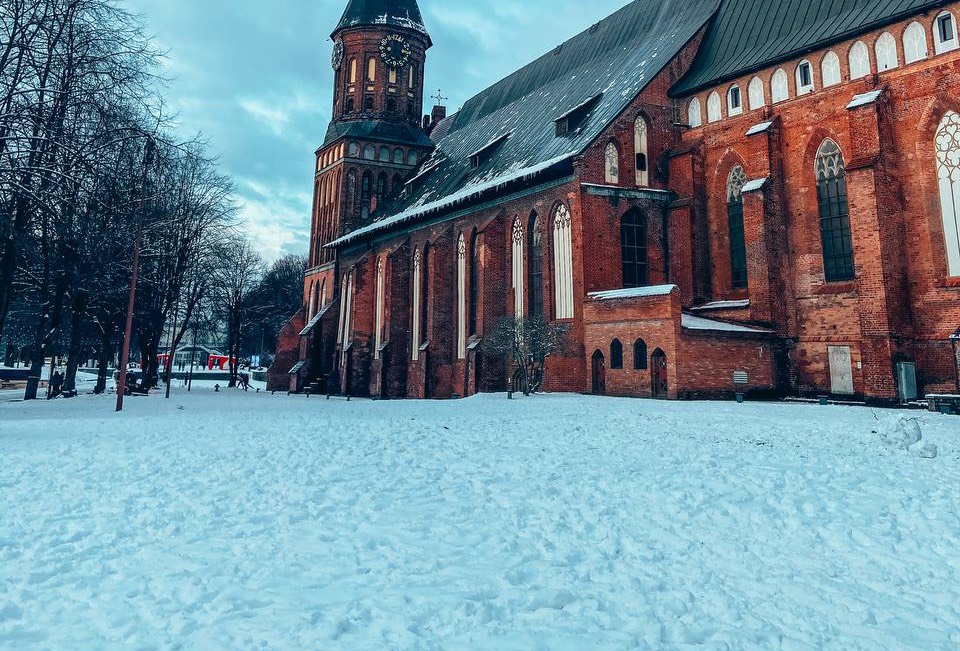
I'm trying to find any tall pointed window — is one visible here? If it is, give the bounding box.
[849,41,871,79]
[633,339,648,370]
[687,98,702,128]
[528,213,543,318]
[771,69,789,103]
[337,270,354,366]
[816,139,855,281]
[512,217,525,319]
[604,142,620,184]
[611,339,623,370]
[349,59,357,84]
[470,231,480,334]
[457,234,467,359]
[796,60,814,95]
[411,248,422,360]
[367,58,377,81]
[374,257,385,360]
[727,85,743,116]
[635,117,649,186]
[936,111,960,276]
[821,51,842,88]
[903,22,929,64]
[553,204,574,319]
[707,91,722,122]
[875,32,899,72]
[360,170,371,220]
[621,209,649,288]
[748,77,765,110]
[727,166,749,289]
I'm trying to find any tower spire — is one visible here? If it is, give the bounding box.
[334,0,431,45]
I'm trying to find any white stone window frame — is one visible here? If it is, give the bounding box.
[604,141,620,184]
[936,111,960,277]
[374,257,385,360]
[849,41,872,79]
[935,11,959,55]
[411,249,422,361]
[512,217,525,319]
[553,204,575,320]
[634,117,649,187]
[687,97,702,128]
[796,60,815,95]
[727,84,743,117]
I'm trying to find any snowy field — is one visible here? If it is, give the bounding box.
[1,390,958,650]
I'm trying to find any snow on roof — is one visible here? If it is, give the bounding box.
[691,299,751,311]
[741,178,768,193]
[329,152,577,247]
[681,313,773,334]
[847,89,884,109]
[745,121,773,136]
[337,0,720,247]
[589,285,678,300]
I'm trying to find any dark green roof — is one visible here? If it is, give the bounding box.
[671,0,949,96]
[333,0,430,43]
[323,120,433,149]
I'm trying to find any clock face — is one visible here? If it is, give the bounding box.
[331,40,344,70]
[379,34,411,69]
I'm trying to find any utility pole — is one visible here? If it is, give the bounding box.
[116,135,154,413]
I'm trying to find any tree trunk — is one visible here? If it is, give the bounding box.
[24,346,45,401]
[0,235,15,344]
[95,329,112,394]
[63,292,88,394]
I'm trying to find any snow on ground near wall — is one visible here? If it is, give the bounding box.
[1,391,959,651]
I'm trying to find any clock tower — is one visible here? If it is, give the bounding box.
[307,0,434,272]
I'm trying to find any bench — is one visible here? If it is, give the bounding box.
[927,394,960,415]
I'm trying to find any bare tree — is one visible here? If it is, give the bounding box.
[482,315,570,395]
[213,238,265,388]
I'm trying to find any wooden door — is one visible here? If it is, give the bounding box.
[591,350,606,395]
[652,349,668,398]
[828,345,854,395]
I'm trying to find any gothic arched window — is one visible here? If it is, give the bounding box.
[849,41,871,79]
[411,248,423,360]
[821,51,842,87]
[512,217,525,319]
[611,339,623,370]
[875,32,899,71]
[374,257,385,360]
[816,139,855,281]
[633,339,648,370]
[621,209,648,288]
[707,91,722,122]
[634,117,649,186]
[936,111,960,276]
[727,166,749,289]
[604,142,620,184]
[528,213,543,318]
[748,77,765,110]
[360,170,372,220]
[553,204,574,319]
[367,58,377,81]
[349,59,357,84]
[771,69,789,103]
[345,169,357,219]
[903,22,929,63]
[457,233,467,359]
[470,231,480,334]
[935,12,958,54]
[727,85,743,116]
[688,98,702,128]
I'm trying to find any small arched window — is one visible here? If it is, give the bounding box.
[707,91,722,123]
[528,213,543,318]
[849,41,871,79]
[363,144,376,160]
[634,117,649,186]
[553,204,574,319]
[408,150,418,166]
[727,166,748,289]
[379,146,390,162]
[349,59,357,84]
[611,339,624,370]
[512,217,525,319]
[633,339,648,370]
[367,58,377,81]
[604,142,620,184]
[388,68,397,84]
[621,209,648,288]
[936,111,960,276]
[875,32,899,71]
[771,69,789,103]
[815,139,855,281]
[748,77,765,110]
[821,51,842,87]
[393,147,404,164]
[348,141,360,157]
[688,98,702,128]
[796,60,814,95]
[408,65,416,87]
[935,12,958,54]
[903,22,928,63]
[727,85,742,116]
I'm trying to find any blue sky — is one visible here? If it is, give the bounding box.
[125,0,629,261]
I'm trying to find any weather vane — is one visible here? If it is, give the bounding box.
[431,89,448,106]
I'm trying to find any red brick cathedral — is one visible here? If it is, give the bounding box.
[270,0,960,403]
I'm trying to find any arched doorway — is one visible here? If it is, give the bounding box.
[651,348,668,398]
[592,350,606,395]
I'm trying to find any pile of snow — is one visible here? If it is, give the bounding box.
[878,415,938,458]
[1,392,958,649]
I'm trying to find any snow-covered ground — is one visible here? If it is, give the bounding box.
[1,390,958,650]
